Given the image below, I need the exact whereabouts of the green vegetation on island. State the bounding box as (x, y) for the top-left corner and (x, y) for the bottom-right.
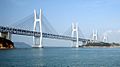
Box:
(82, 42), (120, 48)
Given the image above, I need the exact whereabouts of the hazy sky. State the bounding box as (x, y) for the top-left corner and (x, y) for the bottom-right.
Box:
(1, 0), (120, 45)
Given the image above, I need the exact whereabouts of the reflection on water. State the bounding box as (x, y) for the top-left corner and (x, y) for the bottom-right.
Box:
(0, 47), (120, 67)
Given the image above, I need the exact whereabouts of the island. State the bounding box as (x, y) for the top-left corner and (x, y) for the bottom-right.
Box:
(0, 37), (14, 49)
(81, 42), (120, 48)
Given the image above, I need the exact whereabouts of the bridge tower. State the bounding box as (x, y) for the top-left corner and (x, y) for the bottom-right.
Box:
(103, 34), (107, 42)
(92, 30), (98, 42)
(71, 22), (79, 47)
(33, 9), (43, 48)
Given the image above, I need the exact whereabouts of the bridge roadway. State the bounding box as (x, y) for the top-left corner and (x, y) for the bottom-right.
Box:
(0, 26), (89, 42)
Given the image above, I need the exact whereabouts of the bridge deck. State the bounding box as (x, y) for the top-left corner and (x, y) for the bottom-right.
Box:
(0, 26), (89, 42)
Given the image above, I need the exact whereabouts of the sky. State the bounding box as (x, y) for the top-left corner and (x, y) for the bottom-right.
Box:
(1, 0), (120, 46)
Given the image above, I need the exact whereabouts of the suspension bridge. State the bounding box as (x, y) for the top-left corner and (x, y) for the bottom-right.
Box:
(0, 9), (97, 48)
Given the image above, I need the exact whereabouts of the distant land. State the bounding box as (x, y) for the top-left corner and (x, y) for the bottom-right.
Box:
(14, 42), (31, 48)
(82, 42), (120, 48)
(11, 41), (120, 48)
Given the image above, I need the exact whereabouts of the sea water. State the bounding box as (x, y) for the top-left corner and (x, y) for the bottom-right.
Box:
(0, 47), (120, 67)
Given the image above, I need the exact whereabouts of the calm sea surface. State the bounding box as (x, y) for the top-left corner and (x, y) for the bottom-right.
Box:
(0, 47), (120, 67)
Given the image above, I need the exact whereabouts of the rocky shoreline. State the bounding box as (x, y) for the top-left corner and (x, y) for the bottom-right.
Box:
(0, 37), (14, 49)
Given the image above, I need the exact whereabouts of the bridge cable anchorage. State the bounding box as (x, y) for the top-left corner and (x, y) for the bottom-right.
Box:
(33, 9), (43, 48)
(71, 22), (79, 48)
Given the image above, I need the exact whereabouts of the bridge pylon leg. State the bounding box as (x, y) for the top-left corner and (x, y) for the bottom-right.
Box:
(71, 22), (79, 48)
(32, 9), (43, 48)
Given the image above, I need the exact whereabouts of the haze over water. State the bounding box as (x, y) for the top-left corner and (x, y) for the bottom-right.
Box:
(1, 47), (120, 67)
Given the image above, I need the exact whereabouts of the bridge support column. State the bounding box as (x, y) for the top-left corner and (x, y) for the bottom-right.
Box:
(0, 32), (11, 40)
(33, 9), (43, 48)
(92, 30), (98, 42)
(71, 23), (79, 48)
(103, 34), (107, 42)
